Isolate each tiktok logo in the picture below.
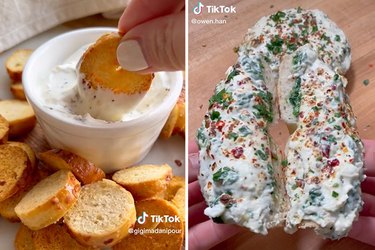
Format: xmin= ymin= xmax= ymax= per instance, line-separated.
xmin=193 ymin=2 xmax=204 ymax=15
xmin=137 ymin=211 xmax=148 ymax=224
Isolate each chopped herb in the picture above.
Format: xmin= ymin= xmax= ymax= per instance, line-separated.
xmin=309 ymin=188 xmax=323 ymax=205
xmin=255 ymin=149 xmax=268 ymax=161
xmin=289 ymin=77 xmax=302 ymax=117
xmin=266 ymin=35 xmax=284 ymax=55
xmin=213 ymin=167 xmax=239 ymax=185
xmin=286 ymin=41 xmax=297 ymax=52
xmin=228 ymin=132 xmax=238 ymax=141
xmin=210 ymin=111 xmax=221 ymax=120
xmin=239 ymin=126 xmax=252 ymax=136
xmin=209 ymin=89 xmax=233 ymax=108
xmin=301 ymin=28 xmax=308 ymax=37
xmin=334 ymin=112 xmax=341 ymax=118
xmin=332 ymin=191 xmax=339 ymax=198
xmin=335 ymin=35 xmax=341 ymax=42
xmin=333 ymin=183 xmax=339 ymax=188
xmin=233 ymin=46 xmax=239 ymax=53
xmin=281 ymin=159 xmax=288 ymax=167
xmin=257 ymin=91 xmax=273 ymax=107
xmin=267 ymin=163 xmax=274 ymax=175
xmin=363 ymin=79 xmax=370 ymax=86
xmin=334 ymin=125 xmax=342 ymax=130
xmin=196 ymin=128 xmax=206 ymax=149
xmin=297 ymin=6 xmax=303 ymax=13
xmin=291 ymin=184 xmax=297 ymax=190
xmin=326 ymin=134 xmax=337 ymax=143
xmin=334 ymin=74 xmax=339 ymax=81
xmin=321 ymin=33 xmax=331 ymax=42
xmin=328 ymin=117 xmax=335 ymax=123
xmin=312 ymin=25 xmax=318 ymax=33
xmin=226 ymin=70 xmax=238 ymax=82
xmin=312 ymin=106 xmax=320 ymax=112
xmin=270 ymin=11 xmax=286 ymax=23
xmin=254 ymin=104 xmax=273 ymax=123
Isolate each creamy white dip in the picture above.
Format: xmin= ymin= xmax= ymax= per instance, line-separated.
xmin=38 ymin=45 xmax=171 ymax=123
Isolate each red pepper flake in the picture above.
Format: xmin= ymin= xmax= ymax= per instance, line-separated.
xmin=322 ymin=145 xmax=330 ymax=158
xmin=231 ymin=147 xmax=244 ymax=159
xmin=216 ymin=121 xmax=225 ymax=132
xmin=342 ymin=122 xmax=346 ymax=129
xmin=328 ymin=159 xmax=340 ymax=167
xmin=296 ymin=179 xmax=304 ymax=188
xmin=174 ymin=160 xmax=182 ymax=167
xmin=369 ymin=64 xmax=373 ymax=68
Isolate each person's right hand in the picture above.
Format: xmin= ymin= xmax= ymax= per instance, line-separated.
xmin=116 ymin=0 xmax=185 ymax=73
xmin=349 ymin=139 xmax=375 ymax=246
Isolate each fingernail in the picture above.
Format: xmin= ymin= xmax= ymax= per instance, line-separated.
xmin=117 ymin=40 xmax=148 ymax=71
xmin=189 ymin=153 xmax=199 ymax=169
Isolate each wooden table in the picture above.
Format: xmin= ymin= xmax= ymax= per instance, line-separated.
xmin=188 ymin=0 xmax=375 ymax=249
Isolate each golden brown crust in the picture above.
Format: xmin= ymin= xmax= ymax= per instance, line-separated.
xmin=5 ymin=49 xmax=33 ymax=82
xmin=79 ymin=32 xmax=153 ymax=95
xmin=15 ymin=224 xmax=35 ymax=250
xmin=171 ymin=187 xmax=185 ymax=223
xmin=32 ymin=223 xmax=96 ymax=250
xmin=0 ymin=115 xmax=9 ymax=144
xmin=113 ymin=199 xmax=184 ymax=250
xmin=160 ymin=105 xmax=179 ymax=139
xmin=0 ymin=145 xmax=33 ymax=202
xmin=39 ymin=149 xmax=105 ymax=185
xmin=160 ymin=176 xmax=185 ymax=201
xmin=10 ymin=83 xmax=26 ymax=100
xmin=0 ymin=168 xmax=49 ymax=222
xmin=112 ymin=164 xmax=173 ymax=200
xmin=7 ymin=141 xmax=36 ymax=168
xmin=0 ymin=100 xmax=36 ymax=137
xmin=15 ymin=170 xmax=81 ymax=230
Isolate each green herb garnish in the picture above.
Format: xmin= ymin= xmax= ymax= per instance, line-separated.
xmin=210 ymin=110 xmax=220 ymax=120
xmin=209 ymin=89 xmax=233 ymax=108
xmin=289 ymin=77 xmax=302 ymax=117
xmin=213 ymin=167 xmax=239 ymax=185
xmin=254 ymin=104 xmax=273 ymax=123
xmin=363 ymin=79 xmax=370 ymax=86
xmin=335 ymin=35 xmax=341 ymax=42
xmin=266 ymin=35 xmax=284 ymax=55
xmin=255 ymin=149 xmax=268 ymax=161
xmin=312 ymin=25 xmax=318 ymax=33
xmin=334 ymin=74 xmax=339 ymax=81
xmin=228 ymin=132 xmax=238 ymax=141
xmin=281 ymin=159 xmax=288 ymax=167
xmin=239 ymin=126 xmax=252 ymax=137
xmin=270 ymin=11 xmax=286 ymax=23
xmin=226 ymin=69 xmax=238 ymax=82
xmin=334 ymin=125 xmax=342 ymax=130
xmin=332 ymin=191 xmax=339 ymax=198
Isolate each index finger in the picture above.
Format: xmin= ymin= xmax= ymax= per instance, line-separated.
xmin=118 ymin=0 xmax=184 ymax=33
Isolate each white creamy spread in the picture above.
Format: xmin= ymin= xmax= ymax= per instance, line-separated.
xmin=284 ymin=46 xmax=364 ymax=239
xmin=38 ymin=45 xmax=171 ymax=124
xmin=197 ymin=8 xmax=363 ymax=239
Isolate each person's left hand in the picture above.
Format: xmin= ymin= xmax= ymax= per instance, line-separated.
xmin=188 ymin=142 xmax=242 ymax=250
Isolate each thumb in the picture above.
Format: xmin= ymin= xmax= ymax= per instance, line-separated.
xmin=117 ymin=12 xmax=185 ymax=73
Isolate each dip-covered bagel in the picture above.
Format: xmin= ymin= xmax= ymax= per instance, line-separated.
xmin=239 ymin=8 xmax=351 ymax=77
xmin=282 ymin=45 xmax=364 ymax=239
xmin=197 ymin=8 xmax=363 ymax=239
xmin=197 ymin=62 xmax=285 ymax=234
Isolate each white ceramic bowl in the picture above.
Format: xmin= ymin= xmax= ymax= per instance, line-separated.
xmin=23 ymin=28 xmax=183 ymax=173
